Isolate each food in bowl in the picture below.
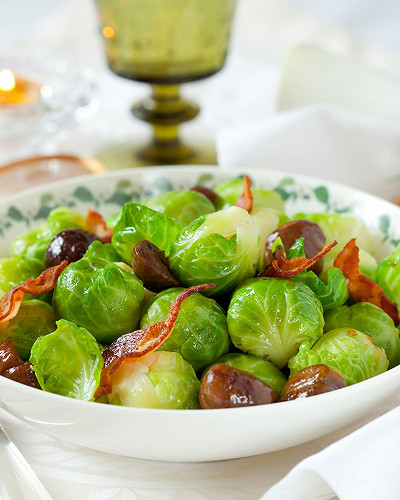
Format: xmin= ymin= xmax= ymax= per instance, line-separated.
xmin=0 ymin=173 xmax=399 ymax=413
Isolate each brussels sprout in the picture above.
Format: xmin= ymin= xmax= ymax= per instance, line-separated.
xmin=53 ymin=257 xmax=145 ymax=344
xmin=0 ymin=256 xmax=44 ymax=297
xmin=210 ymin=353 xmax=287 ymax=398
xmin=228 ymin=277 xmax=324 ymax=368
xmin=11 ymin=206 xmax=88 ymax=264
xmin=140 ymin=287 xmax=231 ymax=371
xmin=0 ymin=300 xmax=57 ymax=360
xmin=106 ymin=210 xmax=122 ymax=228
xmin=324 ymin=302 xmax=400 ymax=369
xmin=375 ymin=243 xmax=400 ymax=307
xmin=107 ymin=351 xmax=200 ymax=409
xmin=144 ymin=190 xmax=215 ymax=226
xmin=30 ymin=319 xmax=104 ymax=400
xmin=84 ymin=241 xmax=120 ymax=263
xmin=112 ymin=203 xmax=182 ymax=264
xmin=289 ymin=328 xmax=389 ymax=385
xmin=169 ymin=206 xmax=278 ymax=296
xmin=293 ymin=212 xmax=374 ymax=275
xmin=213 ymin=178 xmax=285 ymax=212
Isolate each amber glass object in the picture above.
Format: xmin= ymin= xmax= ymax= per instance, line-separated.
xmin=95 ymin=0 xmax=236 ymax=164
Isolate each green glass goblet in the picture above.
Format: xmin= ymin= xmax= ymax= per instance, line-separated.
xmin=94 ymin=0 xmax=236 ymax=165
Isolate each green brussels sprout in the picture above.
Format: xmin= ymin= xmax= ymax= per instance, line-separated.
xmin=0 ymin=256 xmax=44 ymax=297
xmin=0 ymin=300 xmax=57 ymax=360
xmin=112 ymin=203 xmax=182 ymax=264
xmin=210 ymin=352 xmax=287 ymax=398
xmin=140 ymin=287 xmax=231 ymax=371
xmin=293 ymin=212 xmax=374 ymax=275
xmin=107 ymin=351 xmax=200 ymax=409
xmin=213 ymin=178 xmax=285 ymax=212
xmin=375 ymin=243 xmax=400 ymax=307
xmin=11 ymin=206 xmax=88 ymax=264
xmin=324 ymin=302 xmax=400 ymax=369
xmin=228 ymin=277 xmax=324 ymax=368
xmin=285 ymin=237 xmax=348 ymax=310
xmin=289 ymin=327 xmax=389 ymax=385
xmin=84 ymin=241 xmax=120 ymax=263
xmin=106 ymin=210 xmax=122 ymax=228
xmin=53 ymin=257 xmax=145 ymax=344
xmin=30 ymin=319 xmax=104 ymax=400
xmin=169 ymin=206 xmax=278 ymax=296
xmin=144 ymin=189 xmax=215 ymax=226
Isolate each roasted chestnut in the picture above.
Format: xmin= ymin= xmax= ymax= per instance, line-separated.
xmin=45 ymin=229 xmax=100 ymax=267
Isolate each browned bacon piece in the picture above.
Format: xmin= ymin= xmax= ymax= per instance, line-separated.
xmin=234 ymin=175 xmax=253 ymax=213
xmin=0 ymin=261 xmax=68 ymax=324
xmin=334 ymin=238 xmax=399 ymax=325
xmin=86 ymin=208 xmax=113 ymax=243
xmin=260 ymin=241 xmax=337 ymax=278
xmin=95 ymin=283 xmax=215 ymax=398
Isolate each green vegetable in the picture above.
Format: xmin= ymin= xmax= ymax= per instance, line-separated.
xmin=140 ymin=287 xmax=231 ymax=371
xmin=107 ymin=351 xmax=200 ymax=409
xmin=375 ymin=243 xmax=400 ymax=307
xmin=84 ymin=241 xmax=120 ymax=263
xmin=144 ymin=189 xmax=215 ymax=225
xmin=169 ymin=206 xmax=278 ymax=296
xmin=324 ymin=302 xmax=400 ymax=369
xmin=210 ymin=352 xmax=287 ymax=398
xmin=112 ymin=203 xmax=182 ymax=264
xmin=228 ymin=277 xmax=324 ymax=368
xmin=289 ymin=327 xmax=389 ymax=385
xmin=0 ymin=300 xmax=57 ymax=360
xmin=0 ymin=256 xmax=45 ymax=300
xmin=214 ymin=178 xmax=284 ymax=212
xmin=30 ymin=319 xmax=104 ymax=400
xmin=53 ymin=257 xmax=145 ymax=344
xmin=11 ymin=206 xmax=88 ymax=264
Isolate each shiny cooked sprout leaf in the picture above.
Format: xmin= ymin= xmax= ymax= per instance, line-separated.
xmin=324 ymin=302 xmax=400 ymax=369
xmin=111 ymin=203 xmax=182 ymax=264
xmin=209 ymin=352 xmax=287 ymax=399
xmin=0 ymin=300 xmax=56 ymax=360
xmin=375 ymin=242 xmax=400 ymax=307
xmin=144 ymin=189 xmax=215 ymax=226
xmin=107 ymin=351 xmax=200 ymax=409
xmin=11 ymin=206 xmax=88 ymax=265
xmin=0 ymin=256 xmax=45 ymax=297
xmin=228 ymin=277 xmax=324 ymax=368
xmin=288 ymin=328 xmax=389 ymax=385
xmin=293 ymin=212 xmax=374 ymax=276
xmin=140 ymin=287 xmax=231 ymax=371
xmin=84 ymin=241 xmax=120 ymax=263
xmin=53 ymin=257 xmax=145 ymax=344
xmin=30 ymin=319 xmax=104 ymax=400
xmin=169 ymin=206 xmax=278 ymax=296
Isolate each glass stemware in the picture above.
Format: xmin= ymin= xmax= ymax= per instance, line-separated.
xmin=94 ymin=0 xmax=236 ymax=165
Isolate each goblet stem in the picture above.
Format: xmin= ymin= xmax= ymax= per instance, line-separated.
xmin=132 ymin=84 xmax=200 ymax=163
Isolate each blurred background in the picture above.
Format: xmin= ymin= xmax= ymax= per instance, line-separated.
xmin=1 ymin=0 xmax=400 ymax=54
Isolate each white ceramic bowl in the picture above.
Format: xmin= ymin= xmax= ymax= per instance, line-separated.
xmin=1 ymin=166 xmax=400 ymax=462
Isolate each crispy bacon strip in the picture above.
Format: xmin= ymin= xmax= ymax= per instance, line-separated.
xmin=334 ymin=238 xmax=399 ymax=325
xmin=0 ymin=261 xmax=68 ymax=324
xmin=260 ymin=241 xmax=337 ymax=278
xmin=234 ymin=175 xmax=253 ymax=213
xmin=95 ymin=283 xmax=215 ymax=399
xmin=86 ymin=209 xmax=113 ymax=243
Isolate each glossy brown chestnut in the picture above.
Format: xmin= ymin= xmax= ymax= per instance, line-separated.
xmin=267 ymin=219 xmax=326 ymax=275
xmin=45 ymin=229 xmax=100 ymax=267
xmin=131 ymin=240 xmax=180 ymax=292
xmin=199 ymin=363 xmax=276 ymax=409
xmin=280 ymin=364 xmax=347 ymax=401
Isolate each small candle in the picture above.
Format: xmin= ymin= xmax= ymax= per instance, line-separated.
xmin=0 ymin=69 xmax=41 ymax=107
